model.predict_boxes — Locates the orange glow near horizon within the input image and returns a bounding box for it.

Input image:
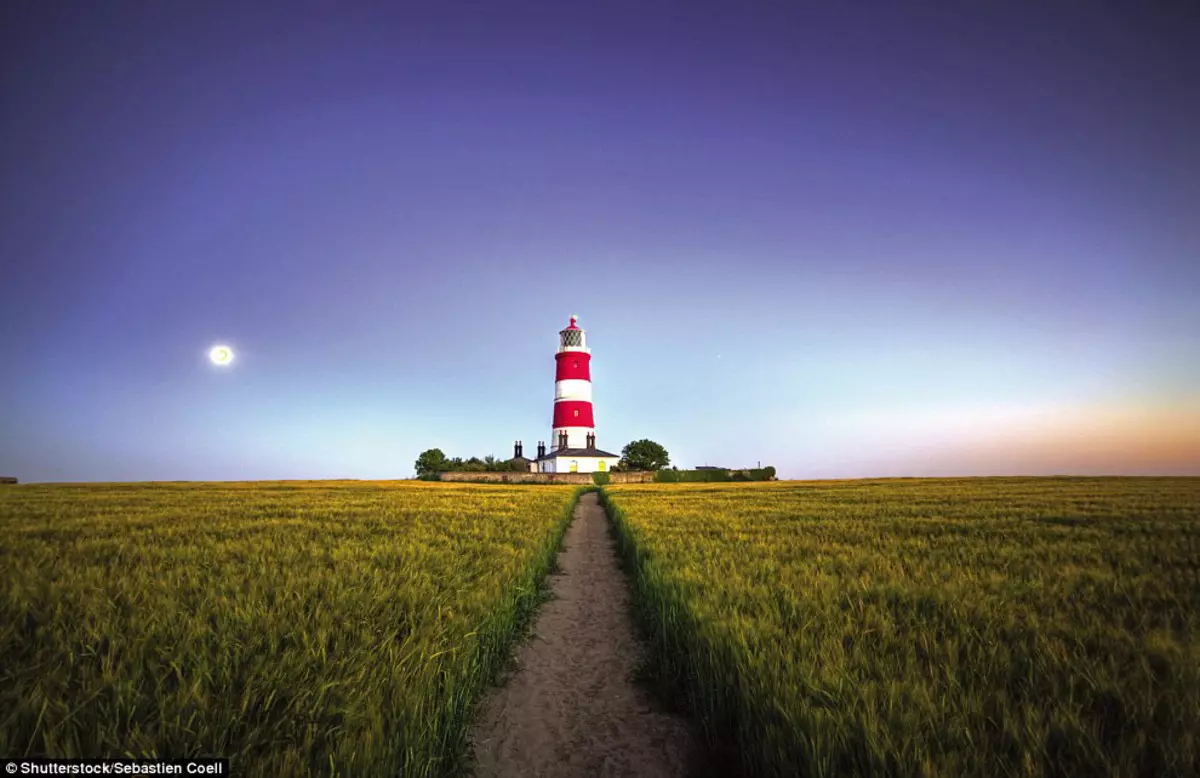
[943,403,1200,475]
[806,399,1200,476]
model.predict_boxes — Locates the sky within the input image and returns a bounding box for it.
[2,0,1198,481]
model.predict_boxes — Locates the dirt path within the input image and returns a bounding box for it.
[469,492,703,778]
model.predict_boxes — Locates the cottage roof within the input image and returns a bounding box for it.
[534,447,618,460]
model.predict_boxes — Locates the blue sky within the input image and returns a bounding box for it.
[2,1,1197,480]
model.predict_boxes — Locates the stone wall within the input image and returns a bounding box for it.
[437,471,655,484]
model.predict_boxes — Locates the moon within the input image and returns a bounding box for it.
[208,344,235,366]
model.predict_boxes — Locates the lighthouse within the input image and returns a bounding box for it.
[532,315,618,474]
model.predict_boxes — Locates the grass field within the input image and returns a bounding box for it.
[0,481,581,777]
[603,478,1200,778]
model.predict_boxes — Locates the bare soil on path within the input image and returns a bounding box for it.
[468,492,706,778]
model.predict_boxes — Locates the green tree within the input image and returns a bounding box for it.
[619,439,670,471]
[414,448,447,476]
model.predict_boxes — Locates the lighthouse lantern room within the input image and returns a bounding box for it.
[531,315,617,474]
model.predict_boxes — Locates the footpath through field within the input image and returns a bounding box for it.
[469,492,702,778]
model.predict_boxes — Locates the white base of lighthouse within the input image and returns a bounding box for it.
[551,426,595,452]
[536,454,615,474]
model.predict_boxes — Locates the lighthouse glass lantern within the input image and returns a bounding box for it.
[560,326,585,349]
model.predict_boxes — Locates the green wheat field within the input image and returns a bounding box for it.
[3,477,1199,777]
[0,481,580,776]
[604,478,1200,777]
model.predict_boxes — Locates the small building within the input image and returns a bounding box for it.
[534,441,619,474]
[509,442,533,472]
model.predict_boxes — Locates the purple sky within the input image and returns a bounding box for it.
[2,1,1198,481]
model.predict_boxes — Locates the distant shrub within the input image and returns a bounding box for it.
[619,439,670,471]
[592,472,611,486]
[651,468,774,482]
[655,469,733,482]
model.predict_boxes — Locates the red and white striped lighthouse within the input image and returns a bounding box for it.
[529,315,617,473]
[552,314,594,452]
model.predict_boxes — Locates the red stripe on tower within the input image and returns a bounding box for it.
[554,351,591,381]
[551,314,595,451]
[553,401,595,429]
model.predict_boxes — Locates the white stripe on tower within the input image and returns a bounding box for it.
[554,379,592,401]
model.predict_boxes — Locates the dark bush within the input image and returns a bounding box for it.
[655,469,732,482]
[651,468,775,482]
